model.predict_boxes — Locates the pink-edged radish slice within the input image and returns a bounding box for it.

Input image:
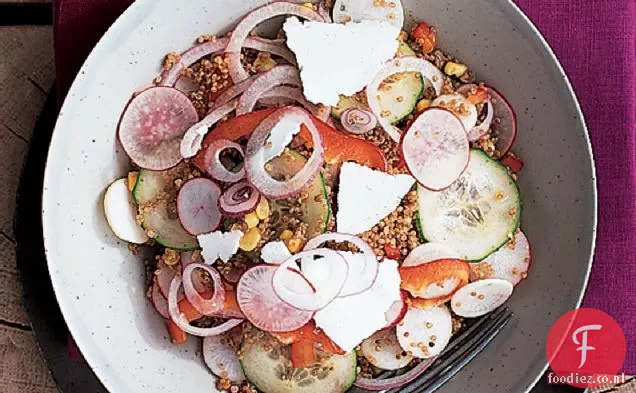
[432,94,478,133]
[182,263,225,315]
[104,178,148,244]
[401,108,470,191]
[481,231,531,285]
[273,249,349,311]
[484,87,517,158]
[396,305,452,359]
[236,265,314,332]
[402,243,462,267]
[176,178,222,236]
[154,261,178,300]
[218,181,260,217]
[260,241,291,265]
[118,87,199,170]
[151,282,169,319]
[203,328,245,382]
[336,251,380,297]
[451,279,513,318]
[384,290,408,329]
[361,328,413,370]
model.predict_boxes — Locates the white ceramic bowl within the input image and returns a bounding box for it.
[42,1,597,392]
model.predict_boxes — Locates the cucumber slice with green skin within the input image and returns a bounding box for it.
[267,150,330,238]
[397,40,416,57]
[331,94,366,121]
[240,334,357,393]
[416,149,522,262]
[132,169,199,250]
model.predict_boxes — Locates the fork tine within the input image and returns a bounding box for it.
[409,308,514,393]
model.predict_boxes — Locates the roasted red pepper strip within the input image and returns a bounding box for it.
[193,108,387,172]
[273,321,344,368]
[500,152,524,174]
[412,22,437,54]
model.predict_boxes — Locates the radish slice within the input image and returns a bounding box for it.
[151,282,169,319]
[180,100,238,159]
[203,329,245,382]
[432,94,478,133]
[202,139,246,183]
[237,265,314,332]
[118,87,199,170]
[182,263,225,315]
[168,277,244,336]
[481,231,531,285]
[260,241,292,265]
[104,178,148,244]
[485,87,517,157]
[384,290,408,329]
[340,108,377,135]
[236,65,302,115]
[451,279,514,318]
[402,243,461,267]
[456,84,494,142]
[225,2,324,83]
[154,261,177,300]
[176,178,222,236]
[219,181,260,217]
[396,305,452,358]
[245,107,324,199]
[333,0,404,29]
[361,329,413,370]
[273,249,348,311]
[367,57,444,142]
[401,107,470,191]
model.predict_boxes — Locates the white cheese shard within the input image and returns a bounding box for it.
[337,162,415,234]
[314,259,402,352]
[260,241,292,264]
[283,17,400,106]
[197,230,244,264]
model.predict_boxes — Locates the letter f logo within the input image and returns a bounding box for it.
[572,324,602,368]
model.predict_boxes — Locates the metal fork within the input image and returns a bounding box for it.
[351,306,514,393]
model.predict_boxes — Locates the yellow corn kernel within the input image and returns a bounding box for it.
[416,99,432,112]
[244,213,259,229]
[255,197,270,220]
[286,238,303,253]
[253,53,277,73]
[279,230,293,241]
[239,228,261,252]
[127,171,139,192]
[444,61,467,77]
[303,2,314,8]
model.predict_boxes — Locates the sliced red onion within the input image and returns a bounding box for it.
[176,178,222,235]
[212,77,256,108]
[226,2,324,83]
[340,108,377,134]
[318,1,332,22]
[456,84,494,142]
[367,57,444,142]
[202,139,246,183]
[259,86,330,121]
[151,282,170,319]
[245,107,324,199]
[272,249,348,311]
[181,252,210,293]
[168,276,244,337]
[353,357,436,390]
[237,65,302,115]
[182,263,225,315]
[181,100,238,159]
[219,181,260,217]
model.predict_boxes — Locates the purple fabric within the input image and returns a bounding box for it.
[53,0,636,372]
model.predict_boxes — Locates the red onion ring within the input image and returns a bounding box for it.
[202,139,246,183]
[237,65,302,115]
[367,57,444,142]
[245,107,324,199]
[212,76,257,108]
[272,249,348,311]
[318,1,332,22]
[353,357,436,391]
[219,181,261,217]
[225,2,324,83]
[181,100,238,158]
[456,84,495,142]
[340,108,378,134]
[182,263,225,315]
[168,276,244,337]
[259,86,330,122]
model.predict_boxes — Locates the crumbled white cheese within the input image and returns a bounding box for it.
[283,17,400,106]
[314,259,402,352]
[263,117,302,162]
[337,162,415,234]
[197,230,243,264]
[260,241,292,264]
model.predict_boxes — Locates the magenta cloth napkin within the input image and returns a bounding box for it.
[53,0,636,372]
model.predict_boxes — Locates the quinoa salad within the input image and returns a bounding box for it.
[102,1,530,392]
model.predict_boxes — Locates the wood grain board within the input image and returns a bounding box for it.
[0,6,632,393]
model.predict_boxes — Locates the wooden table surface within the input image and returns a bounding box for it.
[0,1,633,393]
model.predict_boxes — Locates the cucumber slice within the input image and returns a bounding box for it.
[331,94,366,121]
[132,169,198,250]
[240,334,357,393]
[267,150,330,238]
[416,149,521,261]
[397,40,416,57]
